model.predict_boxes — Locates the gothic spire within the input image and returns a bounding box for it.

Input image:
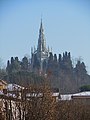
[40,18,43,32]
[37,19,46,52]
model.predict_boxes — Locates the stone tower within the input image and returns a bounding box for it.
[31,19,49,72]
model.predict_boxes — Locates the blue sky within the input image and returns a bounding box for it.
[0,0,90,73]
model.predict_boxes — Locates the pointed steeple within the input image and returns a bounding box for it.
[37,19,46,52]
[31,19,49,72]
[40,18,43,33]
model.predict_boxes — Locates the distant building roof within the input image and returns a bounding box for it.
[0,79,7,85]
[60,91,90,100]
